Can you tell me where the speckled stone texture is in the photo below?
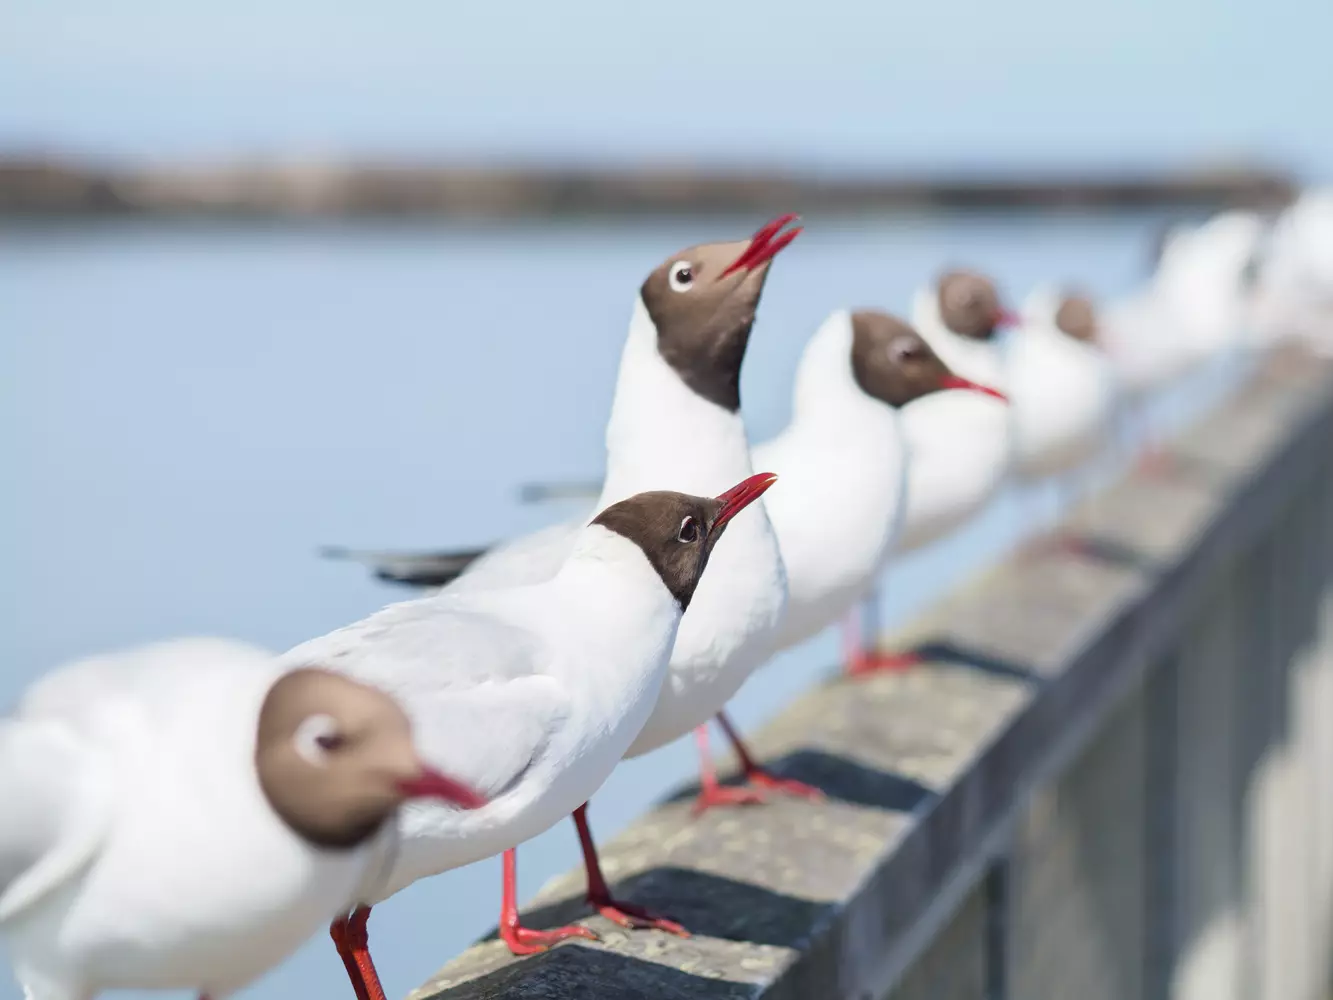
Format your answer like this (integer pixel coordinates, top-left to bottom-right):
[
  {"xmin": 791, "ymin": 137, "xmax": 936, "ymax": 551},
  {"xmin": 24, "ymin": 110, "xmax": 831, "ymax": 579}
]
[{"xmin": 417, "ymin": 352, "xmax": 1333, "ymax": 1000}]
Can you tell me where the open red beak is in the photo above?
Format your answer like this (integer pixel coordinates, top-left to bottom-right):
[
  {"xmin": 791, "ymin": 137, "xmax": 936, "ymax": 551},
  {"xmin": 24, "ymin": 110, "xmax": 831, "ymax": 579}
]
[
  {"xmin": 719, "ymin": 214, "xmax": 803, "ymax": 278},
  {"xmin": 397, "ymin": 766, "xmax": 488, "ymax": 810},
  {"xmin": 994, "ymin": 307, "xmax": 1022, "ymax": 328},
  {"xmin": 941, "ymin": 374, "xmax": 1008, "ymax": 403},
  {"xmin": 713, "ymin": 472, "xmax": 779, "ymax": 528}
]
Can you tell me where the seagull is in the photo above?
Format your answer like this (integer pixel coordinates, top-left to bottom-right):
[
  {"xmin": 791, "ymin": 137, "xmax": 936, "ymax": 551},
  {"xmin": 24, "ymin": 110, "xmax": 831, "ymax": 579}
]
[
  {"xmin": 490, "ymin": 309, "xmax": 1009, "ymax": 681},
  {"xmin": 1007, "ymin": 286, "xmax": 1118, "ymax": 538},
  {"xmin": 0, "ymin": 637, "xmax": 483, "ymax": 1000},
  {"xmin": 1103, "ymin": 213, "xmax": 1265, "ymax": 468},
  {"xmin": 910, "ymin": 268, "xmax": 1021, "ymax": 391},
  {"xmin": 1250, "ymin": 189, "xmax": 1333, "ymax": 355},
  {"xmin": 323, "ymin": 217, "xmax": 806, "ymax": 830},
  {"xmin": 283, "ymin": 476, "xmax": 777, "ymax": 979},
  {"xmin": 751, "ymin": 309, "xmax": 1005, "ymax": 675}
]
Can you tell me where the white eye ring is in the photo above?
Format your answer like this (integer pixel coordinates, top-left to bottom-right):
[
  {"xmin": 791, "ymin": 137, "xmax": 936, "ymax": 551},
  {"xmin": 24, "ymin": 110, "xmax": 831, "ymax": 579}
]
[
  {"xmin": 677, "ymin": 515, "xmax": 700, "ymax": 543},
  {"xmin": 668, "ymin": 261, "xmax": 695, "ymax": 292},
  {"xmin": 293, "ymin": 713, "xmax": 340, "ymax": 767},
  {"xmin": 888, "ymin": 335, "xmax": 919, "ymax": 361}
]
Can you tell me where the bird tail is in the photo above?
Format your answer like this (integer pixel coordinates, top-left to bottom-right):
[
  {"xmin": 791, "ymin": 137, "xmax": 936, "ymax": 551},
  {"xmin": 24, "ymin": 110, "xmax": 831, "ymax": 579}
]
[{"xmin": 318, "ymin": 545, "xmax": 489, "ymax": 589}]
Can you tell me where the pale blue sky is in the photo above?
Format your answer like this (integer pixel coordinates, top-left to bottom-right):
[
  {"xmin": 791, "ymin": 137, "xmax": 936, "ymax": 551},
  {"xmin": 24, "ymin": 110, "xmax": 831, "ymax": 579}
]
[{"xmin": 2, "ymin": 0, "xmax": 1331, "ymax": 175}]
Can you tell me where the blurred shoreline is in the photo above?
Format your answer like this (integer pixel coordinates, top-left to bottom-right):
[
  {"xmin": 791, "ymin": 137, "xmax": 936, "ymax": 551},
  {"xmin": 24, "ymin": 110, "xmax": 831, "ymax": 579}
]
[{"xmin": 0, "ymin": 156, "xmax": 1296, "ymax": 221}]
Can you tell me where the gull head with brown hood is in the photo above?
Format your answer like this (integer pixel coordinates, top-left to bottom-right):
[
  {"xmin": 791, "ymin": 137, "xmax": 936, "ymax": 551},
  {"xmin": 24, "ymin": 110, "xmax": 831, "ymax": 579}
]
[
  {"xmin": 938, "ymin": 270, "xmax": 1017, "ymax": 342},
  {"xmin": 590, "ymin": 473, "xmax": 779, "ymax": 611},
  {"xmin": 1053, "ymin": 292, "xmax": 1100, "ymax": 346},
  {"xmin": 636, "ymin": 214, "xmax": 802, "ymax": 413},
  {"xmin": 256, "ymin": 668, "xmax": 485, "ymax": 850},
  {"xmin": 850, "ymin": 310, "xmax": 1007, "ymax": 408},
  {"xmin": 912, "ymin": 269, "xmax": 1018, "ymax": 391}
]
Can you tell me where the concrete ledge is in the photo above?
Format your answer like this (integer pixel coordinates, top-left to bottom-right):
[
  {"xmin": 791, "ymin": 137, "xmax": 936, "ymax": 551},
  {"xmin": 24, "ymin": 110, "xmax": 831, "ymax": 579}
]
[{"xmin": 414, "ymin": 351, "xmax": 1333, "ymax": 1000}]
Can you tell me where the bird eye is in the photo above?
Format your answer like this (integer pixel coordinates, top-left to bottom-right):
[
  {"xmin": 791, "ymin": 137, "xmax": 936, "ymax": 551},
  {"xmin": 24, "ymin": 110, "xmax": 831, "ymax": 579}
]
[
  {"xmin": 889, "ymin": 336, "xmax": 921, "ymax": 362},
  {"xmin": 293, "ymin": 713, "xmax": 343, "ymax": 766},
  {"xmin": 668, "ymin": 261, "xmax": 695, "ymax": 292},
  {"xmin": 677, "ymin": 516, "xmax": 700, "ymax": 543}
]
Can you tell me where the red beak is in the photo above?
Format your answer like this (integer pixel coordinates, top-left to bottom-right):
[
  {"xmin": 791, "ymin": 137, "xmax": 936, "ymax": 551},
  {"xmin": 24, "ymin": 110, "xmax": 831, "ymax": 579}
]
[
  {"xmin": 994, "ymin": 307, "xmax": 1022, "ymax": 328},
  {"xmin": 713, "ymin": 472, "xmax": 779, "ymax": 528},
  {"xmin": 719, "ymin": 214, "xmax": 803, "ymax": 278},
  {"xmin": 941, "ymin": 374, "xmax": 1008, "ymax": 402},
  {"xmin": 397, "ymin": 766, "xmax": 488, "ymax": 810}
]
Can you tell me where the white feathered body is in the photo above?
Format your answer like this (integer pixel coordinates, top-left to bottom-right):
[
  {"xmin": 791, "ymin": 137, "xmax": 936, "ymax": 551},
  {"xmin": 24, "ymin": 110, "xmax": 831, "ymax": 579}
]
[
  {"xmin": 894, "ymin": 390, "xmax": 1011, "ymax": 553},
  {"xmin": 752, "ymin": 312, "xmax": 907, "ymax": 652},
  {"xmin": 1, "ymin": 639, "xmax": 378, "ymax": 1000},
  {"xmin": 1008, "ymin": 291, "xmax": 1116, "ymax": 480},
  {"xmin": 281, "ymin": 527, "xmax": 682, "ymax": 903},
  {"xmin": 438, "ymin": 297, "xmax": 787, "ymax": 760}
]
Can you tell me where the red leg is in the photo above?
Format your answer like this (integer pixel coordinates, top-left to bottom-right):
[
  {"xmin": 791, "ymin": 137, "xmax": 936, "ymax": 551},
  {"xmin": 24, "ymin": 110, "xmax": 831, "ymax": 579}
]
[
  {"xmin": 691, "ymin": 722, "xmax": 767, "ymax": 814},
  {"xmin": 573, "ymin": 804, "xmax": 688, "ymax": 936},
  {"xmin": 715, "ymin": 712, "xmax": 823, "ymax": 802},
  {"xmin": 842, "ymin": 597, "xmax": 921, "ymax": 676},
  {"xmin": 328, "ymin": 907, "xmax": 382, "ymax": 1000},
  {"xmin": 846, "ymin": 648, "xmax": 923, "ymax": 676},
  {"xmin": 498, "ymin": 847, "xmax": 598, "ymax": 955}
]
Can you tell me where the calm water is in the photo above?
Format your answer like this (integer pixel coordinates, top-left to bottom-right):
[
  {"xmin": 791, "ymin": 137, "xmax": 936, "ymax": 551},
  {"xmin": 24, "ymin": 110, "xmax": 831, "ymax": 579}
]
[{"xmin": 0, "ymin": 211, "xmax": 1221, "ymax": 1000}]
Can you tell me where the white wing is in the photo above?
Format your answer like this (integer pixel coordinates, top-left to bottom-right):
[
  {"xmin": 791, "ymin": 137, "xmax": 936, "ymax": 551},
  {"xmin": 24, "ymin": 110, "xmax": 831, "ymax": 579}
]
[
  {"xmin": 0, "ymin": 719, "xmax": 114, "ymax": 922},
  {"xmin": 282, "ymin": 598, "xmax": 572, "ymax": 797}
]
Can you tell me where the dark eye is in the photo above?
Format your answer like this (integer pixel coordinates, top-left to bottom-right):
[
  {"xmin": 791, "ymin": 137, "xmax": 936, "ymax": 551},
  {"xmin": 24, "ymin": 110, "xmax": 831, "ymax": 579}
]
[
  {"xmin": 677, "ymin": 516, "xmax": 700, "ymax": 543},
  {"xmin": 315, "ymin": 732, "xmax": 347, "ymax": 752},
  {"xmin": 890, "ymin": 337, "xmax": 922, "ymax": 362},
  {"xmin": 668, "ymin": 261, "xmax": 695, "ymax": 292}
]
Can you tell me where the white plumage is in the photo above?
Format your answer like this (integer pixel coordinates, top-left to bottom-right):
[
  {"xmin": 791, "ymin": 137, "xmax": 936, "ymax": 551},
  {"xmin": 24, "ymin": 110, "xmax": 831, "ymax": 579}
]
[
  {"xmin": 1, "ymin": 639, "xmax": 386, "ymax": 1000},
  {"xmin": 281, "ymin": 522, "xmax": 683, "ymax": 903}
]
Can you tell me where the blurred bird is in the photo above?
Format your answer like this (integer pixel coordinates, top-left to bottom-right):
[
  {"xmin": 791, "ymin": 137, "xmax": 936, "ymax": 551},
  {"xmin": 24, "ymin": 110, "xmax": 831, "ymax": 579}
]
[
  {"xmin": 910, "ymin": 268, "xmax": 1020, "ymax": 391},
  {"xmin": 1250, "ymin": 188, "xmax": 1333, "ymax": 355},
  {"xmin": 1007, "ymin": 286, "xmax": 1118, "ymax": 539},
  {"xmin": 0, "ymin": 638, "xmax": 483, "ymax": 1000}
]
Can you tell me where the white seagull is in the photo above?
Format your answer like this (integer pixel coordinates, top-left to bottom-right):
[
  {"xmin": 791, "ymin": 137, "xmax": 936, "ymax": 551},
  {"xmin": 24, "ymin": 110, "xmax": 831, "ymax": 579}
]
[
  {"xmin": 752, "ymin": 309, "xmax": 1005, "ymax": 675},
  {"xmin": 1007, "ymin": 286, "xmax": 1117, "ymax": 531},
  {"xmin": 910, "ymin": 269, "xmax": 1021, "ymax": 391},
  {"xmin": 326, "ymin": 218, "xmax": 809, "ymax": 829},
  {"xmin": 1250, "ymin": 188, "xmax": 1333, "ymax": 355},
  {"xmin": 283, "ymin": 477, "xmax": 776, "ymax": 980},
  {"xmin": 0, "ymin": 637, "xmax": 483, "ymax": 1000}
]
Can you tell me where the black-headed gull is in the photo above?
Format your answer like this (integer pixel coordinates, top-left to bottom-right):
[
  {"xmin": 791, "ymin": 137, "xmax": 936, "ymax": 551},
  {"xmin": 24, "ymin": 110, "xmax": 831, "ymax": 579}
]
[
  {"xmin": 284, "ymin": 477, "xmax": 777, "ymax": 977},
  {"xmin": 0, "ymin": 637, "xmax": 483, "ymax": 1000},
  {"xmin": 752, "ymin": 309, "xmax": 1005, "ymax": 678},
  {"xmin": 1007, "ymin": 287, "xmax": 1117, "ymax": 536},
  {"xmin": 911, "ymin": 269, "xmax": 1021, "ymax": 391},
  {"xmin": 325, "ymin": 219, "xmax": 803, "ymax": 826}
]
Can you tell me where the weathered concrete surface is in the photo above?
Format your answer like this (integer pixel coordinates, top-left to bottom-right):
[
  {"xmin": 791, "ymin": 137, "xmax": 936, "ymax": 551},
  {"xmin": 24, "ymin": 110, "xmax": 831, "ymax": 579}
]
[{"xmin": 415, "ymin": 351, "xmax": 1333, "ymax": 1000}]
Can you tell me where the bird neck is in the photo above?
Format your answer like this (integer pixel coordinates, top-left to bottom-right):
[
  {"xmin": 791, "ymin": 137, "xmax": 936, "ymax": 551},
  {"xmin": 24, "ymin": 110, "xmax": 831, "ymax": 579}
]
[
  {"xmin": 789, "ymin": 310, "xmax": 903, "ymax": 432},
  {"xmin": 600, "ymin": 296, "xmax": 755, "ymax": 502},
  {"xmin": 547, "ymin": 527, "xmax": 683, "ymax": 686}
]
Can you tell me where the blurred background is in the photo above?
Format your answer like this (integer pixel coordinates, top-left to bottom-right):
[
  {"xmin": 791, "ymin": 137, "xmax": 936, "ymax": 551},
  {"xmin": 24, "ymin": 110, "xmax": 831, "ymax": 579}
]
[{"xmin": 3, "ymin": 1, "xmax": 1331, "ymax": 999}]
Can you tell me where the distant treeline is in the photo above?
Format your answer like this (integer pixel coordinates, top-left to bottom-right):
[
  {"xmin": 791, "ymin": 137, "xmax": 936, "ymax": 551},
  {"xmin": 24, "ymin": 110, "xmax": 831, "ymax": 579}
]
[{"xmin": 0, "ymin": 156, "xmax": 1297, "ymax": 220}]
